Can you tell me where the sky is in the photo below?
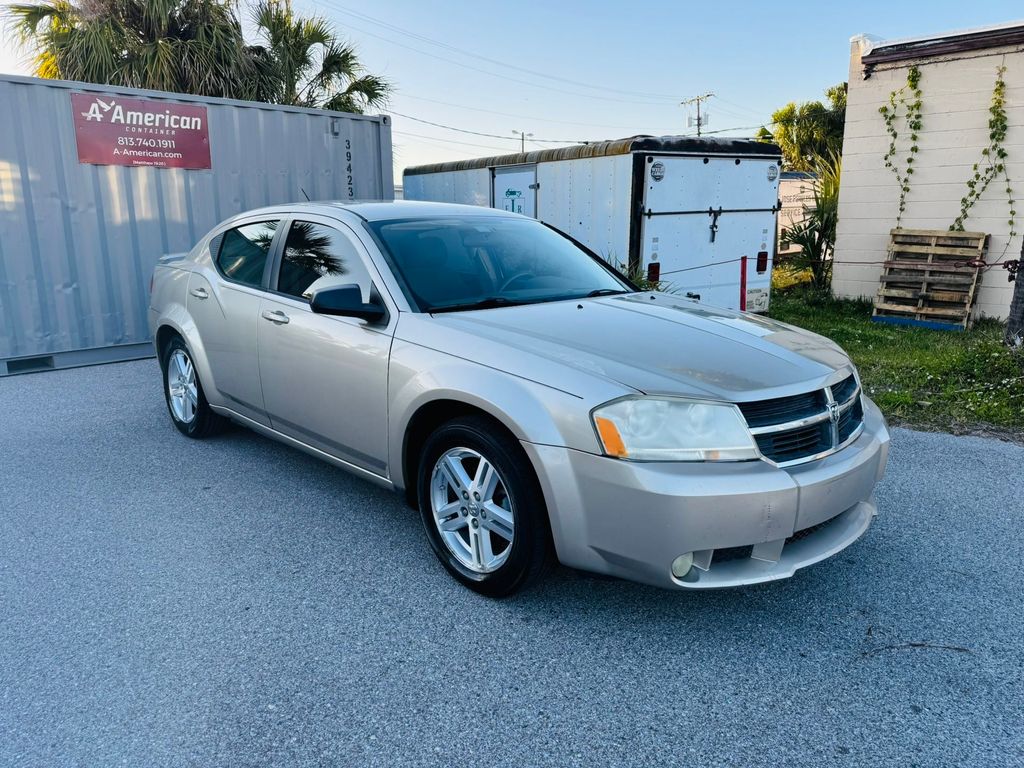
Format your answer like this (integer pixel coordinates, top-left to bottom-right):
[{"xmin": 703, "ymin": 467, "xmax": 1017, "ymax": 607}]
[{"xmin": 2, "ymin": 0, "xmax": 1022, "ymax": 181}]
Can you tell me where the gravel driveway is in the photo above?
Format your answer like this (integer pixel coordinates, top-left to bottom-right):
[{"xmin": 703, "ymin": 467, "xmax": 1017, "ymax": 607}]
[{"xmin": 1, "ymin": 360, "xmax": 1022, "ymax": 767}]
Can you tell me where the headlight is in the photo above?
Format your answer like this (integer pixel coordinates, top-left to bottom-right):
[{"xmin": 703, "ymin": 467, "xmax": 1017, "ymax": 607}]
[{"xmin": 591, "ymin": 397, "xmax": 758, "ymax": 462}]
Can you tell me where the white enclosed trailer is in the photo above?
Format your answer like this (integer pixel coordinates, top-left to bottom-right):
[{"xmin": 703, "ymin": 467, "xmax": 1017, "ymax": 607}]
[{"xmin": 403, "ymin": 136, "xmax": 783, "ymax": 311}]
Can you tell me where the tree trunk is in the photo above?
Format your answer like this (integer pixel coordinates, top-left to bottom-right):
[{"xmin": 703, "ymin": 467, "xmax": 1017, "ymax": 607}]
[{"xmin": 1007, "ymin": 264, "xmax": 1024, "ymax": 347}]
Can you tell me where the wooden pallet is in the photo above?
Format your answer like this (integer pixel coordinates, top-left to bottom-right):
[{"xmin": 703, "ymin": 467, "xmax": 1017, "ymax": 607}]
[{"xmin": 871, "ymin": 228, "xmax": 989, "ymax": 330}]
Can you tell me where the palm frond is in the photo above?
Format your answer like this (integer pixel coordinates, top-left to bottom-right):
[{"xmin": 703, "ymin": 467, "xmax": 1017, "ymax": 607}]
[
  {"xmin": 5, "ymin": 0, "xmax": 392, "ymax": 107},
  {"xmin": 780, "ymin": 151, "xmax": 842, "ymax": 292}
]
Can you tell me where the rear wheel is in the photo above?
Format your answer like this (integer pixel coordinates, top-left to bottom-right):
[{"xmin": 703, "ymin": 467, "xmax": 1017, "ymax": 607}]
[
  {"xmin": 418, "ymin": 416, "xmax": 550, "ymax": 597},
  {"xmin": 161, "ymin": 336, "xmax": 225, "ymax": 438}
]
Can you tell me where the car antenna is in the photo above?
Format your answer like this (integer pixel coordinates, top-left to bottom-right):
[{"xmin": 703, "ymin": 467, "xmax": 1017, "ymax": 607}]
[{"xmin": 300, "ymin": 187, "xmax": 310, "ymax": 202}]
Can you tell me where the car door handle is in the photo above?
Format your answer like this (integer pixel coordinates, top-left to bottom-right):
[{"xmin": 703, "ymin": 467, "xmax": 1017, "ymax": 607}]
[
  {"xmin": 261, "ymin": 309, "xmax": 290, "ymax": 325},
  {"xmin": 189, "ymin": 287, "xmax": 209, "ymax": 299}
]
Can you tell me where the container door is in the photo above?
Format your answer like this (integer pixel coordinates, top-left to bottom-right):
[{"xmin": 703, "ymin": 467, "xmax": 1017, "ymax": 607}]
[
  {"xmin": 639, "ymin": 154, "xmax": 780, "ymax": 311},
  {"xmin": 492, "ymin": 165, "xmax": 537, "ymax": 217}
]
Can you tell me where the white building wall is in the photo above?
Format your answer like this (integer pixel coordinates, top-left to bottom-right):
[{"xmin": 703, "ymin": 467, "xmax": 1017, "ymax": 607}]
[{"xmin": 833, "ymin": 35, "xmax": 1024, "ymax": 319}]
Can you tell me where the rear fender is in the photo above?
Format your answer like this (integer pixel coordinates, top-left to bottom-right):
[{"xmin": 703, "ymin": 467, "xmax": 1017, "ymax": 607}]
[{"xmin": 153, "ymin": 274, "xmax": 219, "ymax": 407}]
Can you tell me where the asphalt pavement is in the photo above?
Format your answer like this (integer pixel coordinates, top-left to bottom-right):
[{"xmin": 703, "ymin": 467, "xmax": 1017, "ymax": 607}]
[{"xmin": 1, "ymin": 360, "xmax": 1022, "ymax": 767}]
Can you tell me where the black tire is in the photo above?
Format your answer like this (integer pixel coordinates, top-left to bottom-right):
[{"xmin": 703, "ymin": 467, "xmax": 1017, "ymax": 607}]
[
  {"xmin": 160, "ymin": 335, "xmax": 226, "ymax": 439},
  {"xmin": 418, "ymin": 415, "xmax": 551, "ymax": 597}
]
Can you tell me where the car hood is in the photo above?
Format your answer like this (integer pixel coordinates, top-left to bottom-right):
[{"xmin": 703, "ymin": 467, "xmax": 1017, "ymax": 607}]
[{"xmin": 420, "ymin": 293, "xmax": 853, "ymax": 401}]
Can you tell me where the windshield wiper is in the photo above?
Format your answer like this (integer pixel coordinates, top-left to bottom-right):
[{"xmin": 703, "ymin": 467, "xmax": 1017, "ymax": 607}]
[
  {"xmin": 429, "ymin": 297, "xmax": 531, "ymax": 314},
  {"xmin": 584, "ymin": 288, "xmax": 630, "ymax": 297}
]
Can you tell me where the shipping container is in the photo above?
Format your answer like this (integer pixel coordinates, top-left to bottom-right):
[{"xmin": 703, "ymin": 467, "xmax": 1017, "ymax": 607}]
[
  {"xmin": 403, "ymin": 136, "xmax": 783, "ymax": 311},
  {"xmin": 0, "ymin": 74, "xmax": 393, "ymax": 375}
]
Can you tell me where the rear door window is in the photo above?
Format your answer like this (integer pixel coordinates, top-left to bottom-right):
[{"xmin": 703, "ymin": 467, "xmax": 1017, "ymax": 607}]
[{"xmin": 215, "ymin": 221, "xmax": 279, "ymax": 288}]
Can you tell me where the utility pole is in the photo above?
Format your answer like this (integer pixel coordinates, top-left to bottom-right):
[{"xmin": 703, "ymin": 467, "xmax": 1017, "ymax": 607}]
[
  {"xmin": 681, "ymin": 92, "xmax": 714, "ymax": 136},
  {"xmin": 512, "ymin": 129, "xmax": 533, "ymax": 152}
]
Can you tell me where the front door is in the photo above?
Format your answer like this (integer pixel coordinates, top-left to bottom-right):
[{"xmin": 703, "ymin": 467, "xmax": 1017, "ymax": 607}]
[
  {"xmin": 492, "ymin": 165, "xmax": 537, "ymax": 217},
  {"xmin": 257, "ymin": 217, "xmax": 394, "ymax": 476}
]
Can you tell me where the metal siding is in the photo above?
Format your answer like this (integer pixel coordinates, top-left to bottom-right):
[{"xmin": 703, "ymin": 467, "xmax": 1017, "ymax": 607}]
[
  {"xmin": 537, "ymin": 154, "xmax": 633, "ymax": 270},
  {"xmin": 0, "ymin": 75, "xmax": 392, "ymax": 366},
  {"xmin": 402, "ymin": 168, "xmax": 490, "ymax": 207}
]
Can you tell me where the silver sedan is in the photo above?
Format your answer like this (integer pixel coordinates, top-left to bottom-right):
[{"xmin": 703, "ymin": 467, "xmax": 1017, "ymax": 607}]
[{"xmin": 149, "ymin": 201, "xmax": 889, "ymax": 596}]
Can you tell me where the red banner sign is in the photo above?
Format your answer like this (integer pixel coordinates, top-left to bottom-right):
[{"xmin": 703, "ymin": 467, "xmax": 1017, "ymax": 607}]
[{"xmin": 71, "ymin": 92, "xmax": 212, "ymax": 169}]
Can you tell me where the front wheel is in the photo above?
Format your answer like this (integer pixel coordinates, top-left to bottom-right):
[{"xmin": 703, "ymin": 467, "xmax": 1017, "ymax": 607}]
[
  {"xmin": 418, "ymin": 416, "xmax": 551, "ymax": 597},
  {"xmin": 161, "ymin": 336, "xmax": 225, "ymax": 438}
]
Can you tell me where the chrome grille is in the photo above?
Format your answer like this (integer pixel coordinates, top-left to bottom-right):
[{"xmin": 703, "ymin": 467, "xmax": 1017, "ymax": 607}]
[
  {"xmin": 838, "ymin": 397, "xmax": 864, "ymax": 443},
  {"xmin": 738, "ymin": 373, "xmax": 863, "ymax": 466},
  {"xmin": 753, "ymin": 422, "xmax": 831, "ymax": 464},
  {"xmin": 737, "ymin": 390, "xmax": 826, "ymax": 428},
  {"xmin": 831, "ymin": 374, "xmax": 859, "ymax": 405}
]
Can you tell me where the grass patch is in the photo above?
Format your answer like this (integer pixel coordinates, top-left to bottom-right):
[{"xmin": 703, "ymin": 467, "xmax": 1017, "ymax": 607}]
[{"xmin": 768, "ymin": 285, "xmax": 1024, "ymax": 436}]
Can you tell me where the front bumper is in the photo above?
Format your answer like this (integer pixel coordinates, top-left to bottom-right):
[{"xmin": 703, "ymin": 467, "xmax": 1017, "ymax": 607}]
[{"xmin": 522, "ymin": 397, "xmax": 890, "ymax": 590}]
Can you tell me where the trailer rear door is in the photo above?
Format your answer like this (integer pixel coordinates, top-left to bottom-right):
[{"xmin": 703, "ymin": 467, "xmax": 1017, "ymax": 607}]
[{"xmin": 639, "ymin": 154, "xmax": 780, "ymax": 311}]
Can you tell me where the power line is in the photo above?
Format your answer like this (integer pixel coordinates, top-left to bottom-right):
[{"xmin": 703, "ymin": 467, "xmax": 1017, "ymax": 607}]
[
  {"xmin": 396, "ymin": 108, "xmax": 782, "ymax": 146},
  {"xmin": 695, "ymin": 123, "xmax": 767, "ymax": 135},
  {"xmin": 395, "ymin": 108, "xmax": 776, "ymax": 148},
  {"xmin": 715, "ymin": 94, "xmax": 773, "ymax": 122},
  {"xmin": 314, "ymin": 2, "xmax": 675, "ymax": 106},
  {"xmin": 321, "ymin": 1, "xmax": 682, "ymax": 101},
  {"xmin": 389, "ymin": 110, "xmax": 587, "ymax": 144},
  {"xmin": 397, "ymin": 93, "xmax": 639, "ymax": 132},
  {"xmin": 392, "ymin": 129, "xmax": 517, "ymax": 153}
]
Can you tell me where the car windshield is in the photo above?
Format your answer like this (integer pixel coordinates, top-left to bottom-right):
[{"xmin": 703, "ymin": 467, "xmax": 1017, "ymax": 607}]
[{"xmin": 366, "ymin": 216, "xmax": 634, "ymax": 312}]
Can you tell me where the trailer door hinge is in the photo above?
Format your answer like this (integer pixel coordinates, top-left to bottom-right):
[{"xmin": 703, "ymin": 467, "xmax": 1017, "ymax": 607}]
[{"xmin": 529, "ymin": 183, "xmax": 539, "ymax": 190}]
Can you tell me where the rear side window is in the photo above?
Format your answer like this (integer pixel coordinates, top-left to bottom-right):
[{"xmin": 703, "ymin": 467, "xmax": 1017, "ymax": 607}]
[
  {"xmin": 276, "ymin": 221, "xmax": 374, "ymax": 302},
  {"xmin": 215, "ymin": 221, "xmax": 279, "ymax": 287}
]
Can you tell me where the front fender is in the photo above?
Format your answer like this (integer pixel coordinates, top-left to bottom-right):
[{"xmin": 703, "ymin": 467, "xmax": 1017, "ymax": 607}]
[{"xmin": 387, "ymin": 339, "xmax": 604, "ymax": 492}]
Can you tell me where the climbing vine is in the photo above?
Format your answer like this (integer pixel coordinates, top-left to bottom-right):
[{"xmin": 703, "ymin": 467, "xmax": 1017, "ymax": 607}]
[
  {"xmin": 878, "ymin": 65, "xmax": 923, "ymax": 228},
  {"xmin": 950, "ymin": 64, "xmax": 1016, "ymax": 238}
]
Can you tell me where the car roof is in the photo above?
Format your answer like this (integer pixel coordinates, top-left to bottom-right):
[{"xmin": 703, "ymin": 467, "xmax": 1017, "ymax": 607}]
[{"xmin": 227, "ymin": 199, "xmax": 522, "ymax": 224}]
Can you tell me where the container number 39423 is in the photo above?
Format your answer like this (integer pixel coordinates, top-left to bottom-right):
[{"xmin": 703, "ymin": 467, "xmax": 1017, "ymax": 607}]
[{"xmin": 346, "ymin": 139, "xmax": 355, "ymax": 198}]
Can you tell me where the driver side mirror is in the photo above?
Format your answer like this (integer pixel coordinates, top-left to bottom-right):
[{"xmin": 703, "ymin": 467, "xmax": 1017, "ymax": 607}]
[{"xmin": 310, "ymin": 284, "xmax": 387, "ymax": 324}]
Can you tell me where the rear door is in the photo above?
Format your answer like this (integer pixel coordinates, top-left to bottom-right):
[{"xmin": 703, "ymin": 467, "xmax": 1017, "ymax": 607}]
[
  {"xmin": 256, "ymin": 216, "xmax": 395, "ymax": 476},
  {"xmin": 492, "ymin": 165, "xmax": 537, "ymax": 217},
  {"xmin": 187, "ymin": 217, "xmax": 283, "ymax": 425},
  {"xmin": 640, "ymin": 154, "xmax": 780, "ymax": 311}
]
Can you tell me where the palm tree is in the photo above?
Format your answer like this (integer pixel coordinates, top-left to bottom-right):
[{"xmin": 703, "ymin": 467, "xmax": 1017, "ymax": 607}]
[
  {"xmin": 759, "ymin": 83, "xmax": 847, "ymax": 171},
  {"xmin": 781, "ymin": 152, "xmax": 842, "ymax": 292},
  {"xmin": 6, "ymin": 0, "xmax": 389, "ymax": 113},
  {"xmin": 6, "ymin": 0, "xmax": 265, "ymax": 99},
  {"xmin": 250, "ymin": 0, "xmax": 390, "ymax": 113}
]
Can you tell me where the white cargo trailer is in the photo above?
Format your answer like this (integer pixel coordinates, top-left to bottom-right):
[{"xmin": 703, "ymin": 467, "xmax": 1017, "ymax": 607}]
[{"xmin": 403, "ymin": 136, "xmax": 783, "ymax": 311}]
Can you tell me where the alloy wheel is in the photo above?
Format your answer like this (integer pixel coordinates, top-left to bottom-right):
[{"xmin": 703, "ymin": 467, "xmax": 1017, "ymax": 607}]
[
  {"xmin": 430, "ymin": 447, "xmax": 515, "ymax": 573},
  {"xmin": 167, "ymin": 349, "xmax": 198, "ymax": 424}
]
